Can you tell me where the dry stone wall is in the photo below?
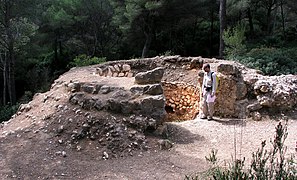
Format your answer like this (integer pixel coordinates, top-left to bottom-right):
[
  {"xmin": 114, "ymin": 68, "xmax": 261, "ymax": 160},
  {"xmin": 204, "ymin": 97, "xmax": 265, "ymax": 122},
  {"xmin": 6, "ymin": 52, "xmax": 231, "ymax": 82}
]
[
  {"xmin": 91, "ymin": 56, "xmax": 297, "ymax": 120},
  {"xmin": 95, "ymin": 64, "xmax": 132, "ymax": 77},
  {"xmin": 162, "ymin": 82, "xmax": 200, "ymax": 120},
  {"xmin": 67, "ymin": 67, "xmax": 167, "ymax": 125}
]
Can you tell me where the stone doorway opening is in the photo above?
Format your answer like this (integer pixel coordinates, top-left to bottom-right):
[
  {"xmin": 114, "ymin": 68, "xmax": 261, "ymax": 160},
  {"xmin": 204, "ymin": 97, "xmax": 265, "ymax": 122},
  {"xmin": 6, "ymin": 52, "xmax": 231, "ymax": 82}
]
[{"xmin": 162, "ymin": 82, "xmax": 201, "ymax": 121}]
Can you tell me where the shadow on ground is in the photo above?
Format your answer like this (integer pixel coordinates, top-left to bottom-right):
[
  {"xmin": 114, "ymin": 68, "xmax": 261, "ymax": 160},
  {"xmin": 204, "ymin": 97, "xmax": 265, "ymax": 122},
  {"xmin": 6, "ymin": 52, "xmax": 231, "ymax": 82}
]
[
  {"xmin": 166, "ymin": 123, "xmax": 206, "ymax": 144},
  {"xmin": 211, "ymin": 118, "xmax": 247, "ymax": 126}
]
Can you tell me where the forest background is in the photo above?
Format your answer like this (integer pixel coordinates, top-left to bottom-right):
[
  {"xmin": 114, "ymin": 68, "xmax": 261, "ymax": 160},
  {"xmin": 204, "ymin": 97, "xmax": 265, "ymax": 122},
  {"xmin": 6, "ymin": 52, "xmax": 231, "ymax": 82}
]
[{"xmin": 0, "ymin": 0, "xmax": 297, "ymax": 121}]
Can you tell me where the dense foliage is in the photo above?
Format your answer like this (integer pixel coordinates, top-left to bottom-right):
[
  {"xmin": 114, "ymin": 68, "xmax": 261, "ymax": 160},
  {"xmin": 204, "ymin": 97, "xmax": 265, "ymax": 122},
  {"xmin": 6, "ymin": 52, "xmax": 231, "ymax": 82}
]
[
  {"xmin": 237, "ymin": 47, "xmax": 297, "ymax": 75},
  {"xmin": 0, "ymin": 104, "xmax": 19, "ymax": 123},
  {"xmin": 0, "ymin": 0, "xmax": 297, "ymax": 120},
  {"xmin": 69, "ymin": 54, "xmax": 106, "ymax": 67}
]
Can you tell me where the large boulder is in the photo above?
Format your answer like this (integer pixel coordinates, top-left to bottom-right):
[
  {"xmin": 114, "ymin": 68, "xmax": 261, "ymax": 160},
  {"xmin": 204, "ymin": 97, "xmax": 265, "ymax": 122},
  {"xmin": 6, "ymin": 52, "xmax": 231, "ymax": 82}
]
[
  {"xmin": 217, "ymin": 63, "xmax": 240, "ymax": 75},
  {"xmin": 252, "ymin": 75, "xmax": 297, "ymax": 110},
  {"xmin": 138, "ymin": 95, "xmax": 167, "ymax": 124},
  {"xmin": 215, "ymin": 75, "xmax": 238, "ymax": 117},
  {"xmin": 135, "ymin": 67, "xmax": 165, "ymax": 85}
]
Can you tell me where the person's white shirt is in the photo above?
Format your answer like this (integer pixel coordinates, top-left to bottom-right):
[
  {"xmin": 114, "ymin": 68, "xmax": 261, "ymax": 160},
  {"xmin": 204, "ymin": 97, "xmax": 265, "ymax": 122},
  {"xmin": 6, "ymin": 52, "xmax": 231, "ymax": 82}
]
[{"xmin": 202, "ymin": 71, "xmax": 217, "ymax": 95}]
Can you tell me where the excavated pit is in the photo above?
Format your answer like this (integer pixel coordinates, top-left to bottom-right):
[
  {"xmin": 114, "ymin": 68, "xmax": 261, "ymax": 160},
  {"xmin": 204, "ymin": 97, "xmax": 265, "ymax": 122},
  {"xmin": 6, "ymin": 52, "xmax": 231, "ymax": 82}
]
[{"xmin": 162, "ymin": 82, "xmax": 200, "ymax": 121}]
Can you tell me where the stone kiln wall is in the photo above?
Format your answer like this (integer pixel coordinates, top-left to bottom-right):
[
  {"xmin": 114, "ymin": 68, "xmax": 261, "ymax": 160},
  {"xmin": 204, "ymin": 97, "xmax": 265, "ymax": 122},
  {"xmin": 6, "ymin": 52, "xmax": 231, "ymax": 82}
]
[
  {"xmin": 214, "ymin": 64, "xmax": 248, "ymax": 118},
  {"xmin": 162, "ymin": 82, "xmax": 200, "ymax": 121}
]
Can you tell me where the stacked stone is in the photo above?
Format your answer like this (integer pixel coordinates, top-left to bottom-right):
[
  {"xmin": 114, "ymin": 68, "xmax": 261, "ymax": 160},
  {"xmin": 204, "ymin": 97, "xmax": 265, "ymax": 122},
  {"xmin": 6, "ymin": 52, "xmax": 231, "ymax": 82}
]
[
  {"xmin": 67, "ymin": 67, "xmax": 167, "ymax": 125},
  {"xmin": 95, "ymin": 64, "xmax": 132, "ymax": 77},
  {"xmin": 134, "ymin": 67, "xmax": 167, "ymax": 124},
  {"xmin": 162, "ymin": 82, "xmax": 200, "ymax": 121}
]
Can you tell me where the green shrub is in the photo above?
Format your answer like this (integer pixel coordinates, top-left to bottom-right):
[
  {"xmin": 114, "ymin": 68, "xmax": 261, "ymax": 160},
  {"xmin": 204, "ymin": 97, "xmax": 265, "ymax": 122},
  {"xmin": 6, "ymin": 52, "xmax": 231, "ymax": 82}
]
[
  {"xmin": 223, "ymin": 23, "xmax": 247, "ymax": 59},
  {"xmin": 159, "ymin": 50, "xmax": 175, "ymax": 56},
  {"xmin": 236, "ymin": 47, "xmax": 297, "ymax": 75},
  {"xmin": 69, "ymin": 54, "xmax": 106, "ymax": 67},
  {"xmin": 0, "ymin": 104, "xmax": 20, "ymax": 123},
  {"xmin": 186, "ymin": 120, "xmax": 297, "ymax": 179}
]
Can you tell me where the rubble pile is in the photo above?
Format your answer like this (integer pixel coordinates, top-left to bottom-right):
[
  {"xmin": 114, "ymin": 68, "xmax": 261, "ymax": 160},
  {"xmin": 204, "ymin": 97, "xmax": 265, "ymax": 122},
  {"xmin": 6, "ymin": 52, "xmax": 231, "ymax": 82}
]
[{"xmin": 48, "ymin": 106, "xmax": 154, "ymax": 159}]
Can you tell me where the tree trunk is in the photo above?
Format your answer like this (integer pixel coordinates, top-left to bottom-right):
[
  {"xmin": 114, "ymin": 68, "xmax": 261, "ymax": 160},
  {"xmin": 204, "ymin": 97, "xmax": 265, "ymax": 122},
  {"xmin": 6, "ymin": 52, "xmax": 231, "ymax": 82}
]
[
  {"xmin": 142, "ymin": 30, "xmax": 152, "ymax": 58},
  {"xmin": 280, "ymin": 0, "xmax": 286, "ymax": 39},
  {"xmin": 54, "ymin": 36, "xmax": 58, "ymax": 63},
  {"xmin": 59, "ymin": 35, "xmax": 63, "ymax": 58},
  {"xmin": 266, "ymin": 7, "xmax": 272, "ymax": 34},
  {"xmin": 265, "ymin": 0, "xmax": 275, "ymax": 35},
  {"xmin": 247, "ymin": 8, "xmax": 254, "ymax": 37},
  {"xmin": 7, "ymin": 38, "xmax": 16, "ymax": 104},
  {"xmin": 8, "ymin": 61, "xmax": 16, "ymax": 104},
  {"xmin": 2, "ymin": 53, "xmax": 7, "ymax": 105},
  {"xmin": 219, "ymin": 0, "xmax": 227, "ymax": 59},
  {"xmin": 210, "ymin": 1, "xmax": 215, "ymax": 57},
  {"xmin": 3, "ymin": 70, "xmax": 6, "ymax": 105},
  {"xmin": 92, "ymin": 31, "xmax": 98, "ymax": 56},
  {"xmin": 4, "ymin": 0, "xmax": 16, "ymax": 105}
]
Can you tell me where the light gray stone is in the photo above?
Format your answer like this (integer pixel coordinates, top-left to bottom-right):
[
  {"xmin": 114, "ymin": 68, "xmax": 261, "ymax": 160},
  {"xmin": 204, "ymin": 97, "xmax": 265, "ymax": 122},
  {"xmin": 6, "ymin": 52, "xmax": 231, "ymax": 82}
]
[
  {"xmin": 138, "ymin": 95, "xmax": 167, "ymax": 124},
  {"xmin": 217, "ymin": 64, "xmax": 239, "ymax": 75},
  {"xmin": 247, "ymin": 102, "xmax": 262, "ymax": 112},
  {"xmin": 257, "ymin": 95, "xmax": 274, "ymax": 107},
  {"xmin": 94, "ymin": 99, "xmax": 106, "ymax": 111},
  {"xmin": 135, "ymin": 67, "xmax": 165, "ymax": 85},
  {"xmin": 234, "ymin": 99, "xmax": 249, "ymax": 118},
  {"xmin": 144, "ymin": 84, "xmax": 163, "ymax": 95},
  {"xmin": 130, "ymin": 86, "xmax": 149, "ymax": 95},
  {"xmin": 67, "ymin": 82, "xmax": 81, "ymax": 92},
  {"xmin": 158, "ymin": 139, "xmax": 173, "ymax": 150},
  {"xmin": 236, "ymin": 82, "xmax": 247, "ymax": 100},
  {"xmin": 81, "ymin": 84, "xmax": 95, "ymax": 94},
  {"xmin": 130, "ymin": 84, "xmax": 163, "ymax": 95},
  {"xmin": 251, "ymin": 111, "xmax": 262, "ymax": 121},
  {"xmin": 254, "ymin": 81, "xmax": 271, "ymax": 94},
  {"xmin": 99, "ymin": 85, "xmax": 111, "ymax": 94},
  {"xmin": 69, "ymin": 92, "xmax": 85, "ymax": 105}
]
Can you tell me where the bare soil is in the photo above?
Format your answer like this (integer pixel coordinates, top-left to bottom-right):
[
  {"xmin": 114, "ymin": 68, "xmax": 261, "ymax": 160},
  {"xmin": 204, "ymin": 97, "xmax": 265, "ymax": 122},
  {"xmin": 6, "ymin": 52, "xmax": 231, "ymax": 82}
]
[{"xmin": 0, "ymin": 66, "xmax": 296, "ymax": 180}]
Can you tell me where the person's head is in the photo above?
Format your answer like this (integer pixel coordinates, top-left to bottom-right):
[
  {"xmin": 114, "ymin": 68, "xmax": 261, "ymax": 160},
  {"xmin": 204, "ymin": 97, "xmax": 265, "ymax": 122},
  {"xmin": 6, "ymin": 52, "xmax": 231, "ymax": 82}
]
[{"xmin": 203, "ymin": 64, "xmax": 210, "ymax": 73}]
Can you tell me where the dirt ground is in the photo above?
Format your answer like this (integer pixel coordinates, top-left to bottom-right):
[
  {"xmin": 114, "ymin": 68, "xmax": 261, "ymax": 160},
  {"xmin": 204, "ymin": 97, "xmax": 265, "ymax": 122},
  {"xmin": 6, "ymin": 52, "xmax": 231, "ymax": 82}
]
[
  {"xmin": 0, "ymin": 65, "xmax": 296, "ymax": 180},
  {"xmin": 1, "ymin": 117, "xmax": 296, "ymax": 179}
]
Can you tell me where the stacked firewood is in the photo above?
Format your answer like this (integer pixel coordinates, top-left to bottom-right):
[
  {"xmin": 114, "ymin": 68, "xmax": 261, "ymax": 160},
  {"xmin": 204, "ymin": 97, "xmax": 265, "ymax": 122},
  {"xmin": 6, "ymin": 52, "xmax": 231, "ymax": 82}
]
[{"xmin": 162, "ymin": 82, "xmax": 201, "ymax": 120}]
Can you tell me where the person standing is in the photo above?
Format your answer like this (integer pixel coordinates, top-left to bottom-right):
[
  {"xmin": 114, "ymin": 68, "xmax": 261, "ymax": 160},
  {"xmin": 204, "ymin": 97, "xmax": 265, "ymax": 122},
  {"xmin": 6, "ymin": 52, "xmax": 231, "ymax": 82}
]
[{"xmin": 200, "ymin": 64, "xmax": 217, "ymax": 120}]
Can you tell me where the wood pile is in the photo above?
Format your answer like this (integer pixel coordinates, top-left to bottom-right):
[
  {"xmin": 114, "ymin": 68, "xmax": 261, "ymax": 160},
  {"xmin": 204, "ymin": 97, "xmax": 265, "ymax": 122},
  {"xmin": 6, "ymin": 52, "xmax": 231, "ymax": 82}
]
[{"xmin": 162, "ymin": 82, "xmax": 201, "ymax": 121}]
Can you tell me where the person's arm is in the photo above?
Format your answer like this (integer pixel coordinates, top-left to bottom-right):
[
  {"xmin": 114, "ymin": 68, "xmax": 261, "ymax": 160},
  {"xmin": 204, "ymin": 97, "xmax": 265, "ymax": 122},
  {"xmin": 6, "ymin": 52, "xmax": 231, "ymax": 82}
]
[{"xmin": 211, "ymin": 72, "xmax": 216, "ymax": 96}]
